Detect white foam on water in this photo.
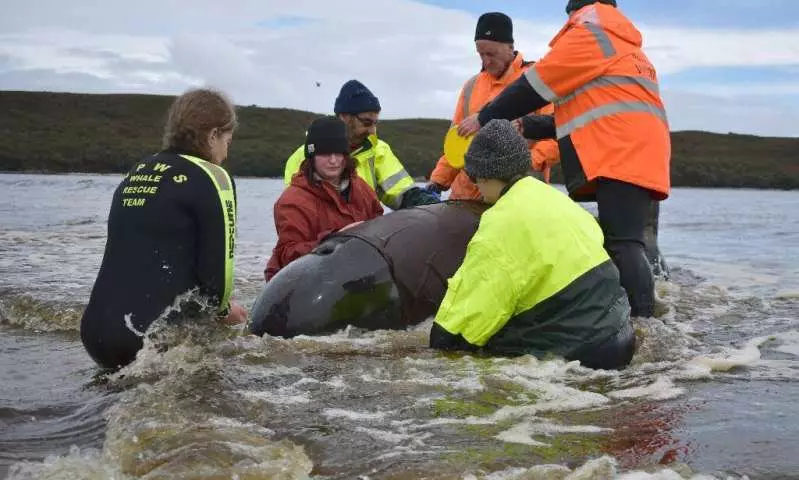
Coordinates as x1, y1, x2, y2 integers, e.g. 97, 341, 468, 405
323, 408, 388, 421
467, 455, 750, 480
688, 335, 767, 373
208, 417, 275, 436
6, 446, 127, 480
354, 426, 424, 445
608, 375, 686, 401
494, 419, 609, 447
238, 389, 311, 405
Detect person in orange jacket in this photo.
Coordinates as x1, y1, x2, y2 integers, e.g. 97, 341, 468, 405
458, 0, 670, 318
425, 12, 559, 200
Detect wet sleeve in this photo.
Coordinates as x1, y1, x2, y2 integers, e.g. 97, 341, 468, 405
271, 199, 332, 269
192, 170, 232, 312
429, 323, 479, 352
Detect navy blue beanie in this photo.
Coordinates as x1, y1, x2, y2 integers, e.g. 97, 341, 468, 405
333, 80, 381, 115
566, 0, 616, 14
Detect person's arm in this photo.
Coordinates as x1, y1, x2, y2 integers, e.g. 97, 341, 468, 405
431, 235, 517, 350
520, 114, 556, 140
428, 155, 459, 192
270, 196, 333, 268
374, 142, 419, 209
477, 25, 609, 128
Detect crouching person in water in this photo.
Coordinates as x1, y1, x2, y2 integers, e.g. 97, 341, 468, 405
430, 119, 635, 370
80, 88, 248, 370
265, 116, 384, 281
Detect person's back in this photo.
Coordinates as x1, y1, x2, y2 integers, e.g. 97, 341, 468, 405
434, 176, 629, 360
81, 88, 243, 370
467, 177, 628, 359
82, 152, 236, 369
432, 119, 634, 369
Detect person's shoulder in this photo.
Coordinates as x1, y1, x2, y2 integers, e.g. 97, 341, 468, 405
288, 144, 305, 158
277, 179, 317, 206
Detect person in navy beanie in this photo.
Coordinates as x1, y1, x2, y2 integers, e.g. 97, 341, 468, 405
334, 79, 381, 116
282, 79, 440, 209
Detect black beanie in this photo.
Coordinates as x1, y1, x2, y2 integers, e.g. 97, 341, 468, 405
474, 12, 513, 44
304, 116, 349, 159
566, 0, 617, 14
333, 79, 381, 115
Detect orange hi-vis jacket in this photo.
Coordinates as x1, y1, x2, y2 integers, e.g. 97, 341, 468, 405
430, 53, 559, 201
477, 4, 671, 201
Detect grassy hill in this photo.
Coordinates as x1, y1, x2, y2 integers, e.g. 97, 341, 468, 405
1, 90, 798, 189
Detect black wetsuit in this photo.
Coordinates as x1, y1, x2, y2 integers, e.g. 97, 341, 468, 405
80, 150, 237, 369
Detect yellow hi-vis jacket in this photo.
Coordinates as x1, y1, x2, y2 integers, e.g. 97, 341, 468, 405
433, 176, 628, 359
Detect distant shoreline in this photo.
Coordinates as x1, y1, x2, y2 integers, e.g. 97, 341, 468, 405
2, 90, 798, 190
5, 170, 799, 194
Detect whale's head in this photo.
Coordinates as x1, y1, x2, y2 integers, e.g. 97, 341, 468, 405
248, 236, 400, 338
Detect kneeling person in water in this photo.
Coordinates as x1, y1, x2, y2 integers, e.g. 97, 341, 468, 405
430, 119, 635, 370
265, 116, 384, 281
81, 88, 247, 370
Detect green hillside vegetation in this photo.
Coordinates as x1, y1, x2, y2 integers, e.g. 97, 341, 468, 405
1, 90, 797, 189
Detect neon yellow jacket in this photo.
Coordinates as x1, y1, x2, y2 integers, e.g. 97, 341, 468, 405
283, 134, 415, 210
432, 176, 628, 359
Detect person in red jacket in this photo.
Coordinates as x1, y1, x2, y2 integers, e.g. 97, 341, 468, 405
265, 117, 384, 281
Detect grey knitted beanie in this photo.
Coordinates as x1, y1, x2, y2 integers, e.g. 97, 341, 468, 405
464, 119, 530, 181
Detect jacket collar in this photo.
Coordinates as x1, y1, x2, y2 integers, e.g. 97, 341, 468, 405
351, 133, 378, 156
484, 52, 527, 86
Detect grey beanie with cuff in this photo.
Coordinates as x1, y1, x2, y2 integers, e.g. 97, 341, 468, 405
464, 119, 530, 181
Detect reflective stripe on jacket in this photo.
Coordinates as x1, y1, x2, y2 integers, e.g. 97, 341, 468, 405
284, 134, 415, 209
433, 176, 628, 358
478, 4, 671, 201
430, 53, 560, 200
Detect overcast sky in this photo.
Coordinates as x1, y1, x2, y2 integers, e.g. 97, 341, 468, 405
2, 0, 799, 136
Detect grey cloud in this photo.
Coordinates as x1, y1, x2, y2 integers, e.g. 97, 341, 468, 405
0, 68, 190, 96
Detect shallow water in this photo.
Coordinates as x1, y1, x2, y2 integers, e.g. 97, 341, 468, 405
1, 173, 798, 479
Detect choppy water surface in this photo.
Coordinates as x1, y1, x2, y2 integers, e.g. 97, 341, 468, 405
1, 173, 798, 479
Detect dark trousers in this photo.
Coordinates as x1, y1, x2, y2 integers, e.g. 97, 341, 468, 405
596, 179, 655, 317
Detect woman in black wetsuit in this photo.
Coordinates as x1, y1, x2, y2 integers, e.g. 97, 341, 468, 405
80, 88, 247, 370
